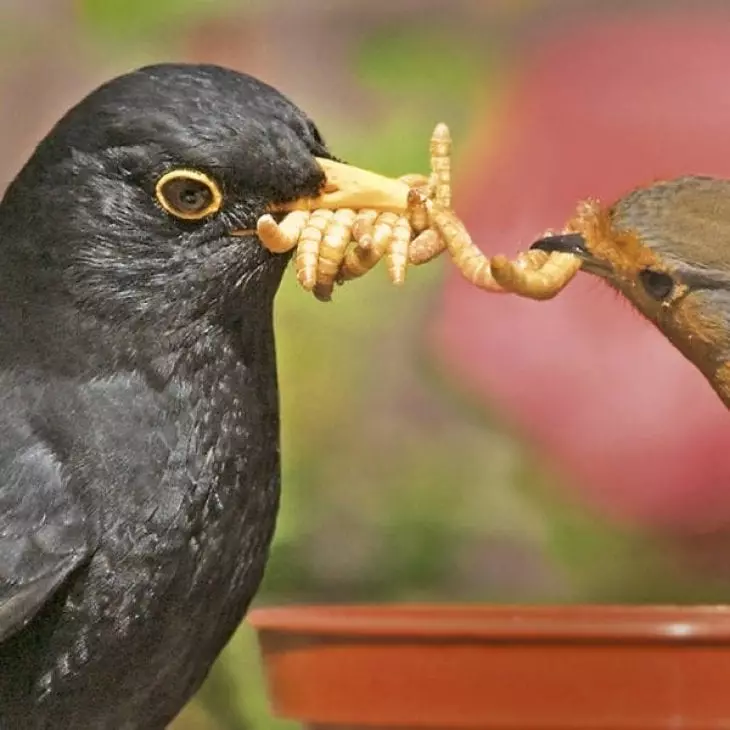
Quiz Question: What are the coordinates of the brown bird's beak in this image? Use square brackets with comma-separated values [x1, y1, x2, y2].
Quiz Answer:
[530, 233, 611, 277]
[270, 158, 411, 214]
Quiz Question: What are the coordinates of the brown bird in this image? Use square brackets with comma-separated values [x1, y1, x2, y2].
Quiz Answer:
[532, 175, 730, 409]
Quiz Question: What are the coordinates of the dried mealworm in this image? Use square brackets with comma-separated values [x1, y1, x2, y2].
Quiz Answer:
[340, 211, 398, 283]
[371, 211, 399, 252]
[296, 209, 334, 291]
[386, 215, 412, 285]
[312, 208, 357, 301]
[433, 207, 581, 299]
[338, 209, 380, 282]
[430, 123, 452, 210]
[352, 208, 379, 243]
[431, 209, 504, 292]
[407, 187, 430, 234]
[409, 228, 445, 265]
[490, 250, 581, 300]
[257, 211, 311, 253]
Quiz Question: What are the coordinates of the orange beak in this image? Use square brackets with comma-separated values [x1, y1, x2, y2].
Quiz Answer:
[271, 158, 411, 214]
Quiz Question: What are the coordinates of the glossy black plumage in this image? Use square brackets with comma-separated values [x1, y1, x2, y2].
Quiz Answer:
[0, 63, 329, 729]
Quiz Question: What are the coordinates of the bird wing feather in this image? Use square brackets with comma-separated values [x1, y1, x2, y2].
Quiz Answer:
[0, 435, 93, 643]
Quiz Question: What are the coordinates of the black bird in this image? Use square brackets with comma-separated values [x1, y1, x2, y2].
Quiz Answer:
[0, 63, 402, 728]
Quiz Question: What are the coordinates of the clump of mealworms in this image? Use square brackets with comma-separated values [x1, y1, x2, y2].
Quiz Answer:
[256, 124, 582, 301]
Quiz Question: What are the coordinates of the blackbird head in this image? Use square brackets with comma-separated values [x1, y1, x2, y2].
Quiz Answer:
[532, 175, 730, 407]
[0, 63, 399, 376]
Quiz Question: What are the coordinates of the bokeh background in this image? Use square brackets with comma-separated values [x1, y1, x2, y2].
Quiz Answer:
[6, 0, 730, 727]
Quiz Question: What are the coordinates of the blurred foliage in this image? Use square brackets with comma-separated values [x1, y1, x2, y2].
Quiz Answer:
[356, 26, 482, 99]
[77, 0, 239, 45]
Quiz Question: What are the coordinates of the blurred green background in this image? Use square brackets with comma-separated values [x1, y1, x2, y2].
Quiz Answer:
[4, 1, 730, 728]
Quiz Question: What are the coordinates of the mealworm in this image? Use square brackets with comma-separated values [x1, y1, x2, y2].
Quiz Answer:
[296, 209, 334, 291]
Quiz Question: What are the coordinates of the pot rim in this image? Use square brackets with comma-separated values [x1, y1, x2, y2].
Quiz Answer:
[248, 603, 730, 642]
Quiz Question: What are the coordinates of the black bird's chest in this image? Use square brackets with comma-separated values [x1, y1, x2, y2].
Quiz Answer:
[0, 338, 282, 729]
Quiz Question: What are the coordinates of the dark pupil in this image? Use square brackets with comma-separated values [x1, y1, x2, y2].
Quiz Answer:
[165, 178, 212, 213]
[638, 268, 675, 301]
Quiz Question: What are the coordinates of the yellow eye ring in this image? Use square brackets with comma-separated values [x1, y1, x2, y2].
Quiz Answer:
[155, 169, 223, 220]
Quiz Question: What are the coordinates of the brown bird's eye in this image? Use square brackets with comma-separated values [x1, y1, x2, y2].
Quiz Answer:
[638, 268, 675, 301]
[155, 170, 222, 220]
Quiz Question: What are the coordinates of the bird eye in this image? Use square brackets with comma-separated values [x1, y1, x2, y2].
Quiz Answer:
[638, 268, 675, 301]
[155, 170, 222, 220]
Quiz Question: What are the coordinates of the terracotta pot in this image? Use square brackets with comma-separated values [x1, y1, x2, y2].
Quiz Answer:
[249, 603, 730, 729]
